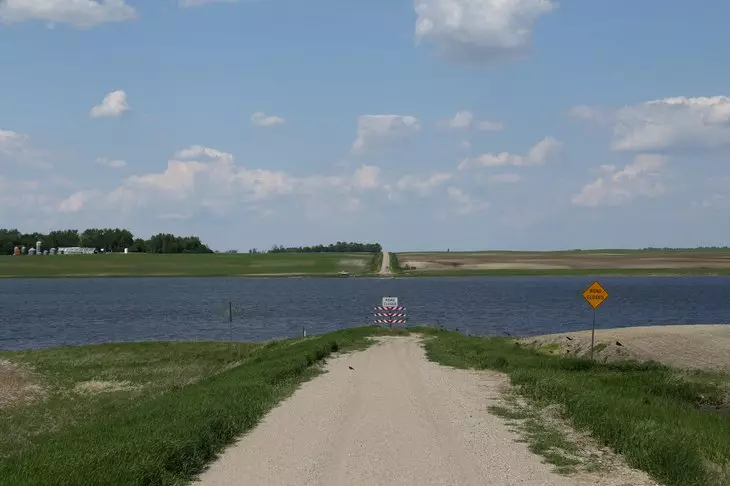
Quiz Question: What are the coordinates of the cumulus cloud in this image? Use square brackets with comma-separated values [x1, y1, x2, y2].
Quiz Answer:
[67, 146, 390, 217]
[0, 129, 29, 155]
[573, 96, 730, 152]
[251, 112, 286, 127]
[443, 110, 503, 131]
[95, 157, 127, 169]
[459, 136, 561, 169]
[0, 129, 52, 167]
[571, 154, 667, 207]
[447, 186, 489, 215]
[0, 0, 136, 28]
[414, 0, 556, 64]
[396, 173, 452, 196]
[351, 115, 421, 154]
[90, 90, 130, 118]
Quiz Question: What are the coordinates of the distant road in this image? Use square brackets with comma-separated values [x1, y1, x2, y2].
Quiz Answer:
[196, 337, 653, 486]
[378, 250, 391, 275]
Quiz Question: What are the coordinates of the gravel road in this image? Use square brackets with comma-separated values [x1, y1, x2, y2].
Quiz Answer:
[196, 336, 653, 486]
[379, 250, 391, 275]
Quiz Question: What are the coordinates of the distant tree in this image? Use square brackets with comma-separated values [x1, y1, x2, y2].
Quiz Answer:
[0, 228, 213, 255]
[268, 242, 382, 254]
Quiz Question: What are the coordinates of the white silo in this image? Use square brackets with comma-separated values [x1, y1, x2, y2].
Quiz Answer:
[36, 240, 42, 253]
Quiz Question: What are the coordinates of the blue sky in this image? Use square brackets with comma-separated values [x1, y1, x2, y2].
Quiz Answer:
[1, 0, 730, 252]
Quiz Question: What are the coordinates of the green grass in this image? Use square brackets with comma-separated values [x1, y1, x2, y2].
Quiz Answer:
[418, 328, 730, 486]
[369, 252, 383, 274]
[389, 252, 402, 273]
[0, 252, 376, 278]
[0, 326, 405, 485]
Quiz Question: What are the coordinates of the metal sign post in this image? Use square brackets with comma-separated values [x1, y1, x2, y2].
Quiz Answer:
[581, 281, 609, 360]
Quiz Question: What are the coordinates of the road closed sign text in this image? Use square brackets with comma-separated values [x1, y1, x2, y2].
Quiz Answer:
[582, 281, 608, 310]
[382, 296, 399, 308]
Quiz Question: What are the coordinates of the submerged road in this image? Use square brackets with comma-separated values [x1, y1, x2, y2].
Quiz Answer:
[196, 337, 654, 486]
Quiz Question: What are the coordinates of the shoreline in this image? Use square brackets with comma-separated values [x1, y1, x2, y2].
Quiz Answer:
[2, 269, 730, 279]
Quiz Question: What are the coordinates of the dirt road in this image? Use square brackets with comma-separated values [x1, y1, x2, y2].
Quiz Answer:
[523, 324, 730, 372]
[379, 250, 391, 275]
[196, 336, 653, 486]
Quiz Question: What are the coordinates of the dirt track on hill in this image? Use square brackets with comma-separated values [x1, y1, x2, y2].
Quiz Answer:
[522, 324, 730, 371]
[196, 336, 655, 486]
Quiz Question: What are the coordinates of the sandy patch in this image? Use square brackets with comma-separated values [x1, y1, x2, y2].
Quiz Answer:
[522, 324, 730, 372]
[0, 360, 45, 409]
[74, 380, 140, 394]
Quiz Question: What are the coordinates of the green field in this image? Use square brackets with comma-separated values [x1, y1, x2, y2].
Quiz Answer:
[0, 252, 377, 278]
[0, 327, 408, 485]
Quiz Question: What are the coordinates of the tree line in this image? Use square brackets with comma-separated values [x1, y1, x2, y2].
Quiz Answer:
[267, 242, 382, 253]
[0, 228, 212, 255]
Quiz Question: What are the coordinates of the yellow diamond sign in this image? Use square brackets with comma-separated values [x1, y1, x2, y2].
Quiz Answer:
[582, 281, 608, 310]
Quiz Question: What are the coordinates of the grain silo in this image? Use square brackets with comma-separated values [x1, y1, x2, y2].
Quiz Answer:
[13, 246, 20, 256]
[36, 240, 42, 253]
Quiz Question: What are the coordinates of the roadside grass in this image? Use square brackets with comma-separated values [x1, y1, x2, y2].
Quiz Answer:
[389, 252, 402, 273]
[369, 252, 383, 274]
[0, 252, 376, 278]
[417, 328, 730, 486]
[0, 326, 401, 485]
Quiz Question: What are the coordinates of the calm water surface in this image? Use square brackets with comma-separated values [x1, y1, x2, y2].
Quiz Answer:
[1, 276, 729, 350]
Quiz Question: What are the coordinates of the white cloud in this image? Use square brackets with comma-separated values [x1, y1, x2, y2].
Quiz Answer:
[90, 90, 130, 118]
[396, 172, 452, 196]
[459, 140, 472, 150]
[459, 136, 561, 169]
[58, 189, 102, 213]
[70, 146, 389, 217]
[0, 0, 136, 28]
[95, 157, 127, 169]
[251, 112, 286, 127]
[571, 154, 667, 207]
[352, 165, 382, 189]
[414, 0, 556, 63]
[0, 129, 52, 167]
[0, 129, 29, 155]
[443, 110, 503, 131]
[351, 115, 421, 154]
[574, 96, 730, 152]
[447, 186, 489, 215]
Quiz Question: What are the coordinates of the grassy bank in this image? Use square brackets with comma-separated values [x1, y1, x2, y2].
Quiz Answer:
[0, 252, 377, 278]
[419, 328, 730, 486]
[0, 327, 404, 485]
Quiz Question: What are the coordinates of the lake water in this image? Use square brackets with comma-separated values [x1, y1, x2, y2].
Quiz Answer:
[1, 276, 729, 350]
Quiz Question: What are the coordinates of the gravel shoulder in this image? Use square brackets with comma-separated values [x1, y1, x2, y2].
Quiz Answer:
[522, 324, 730, 372]
[196, 336, 654, 486]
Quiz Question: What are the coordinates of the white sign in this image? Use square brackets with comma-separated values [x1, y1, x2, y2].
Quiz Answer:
[382, 296, 399, 307]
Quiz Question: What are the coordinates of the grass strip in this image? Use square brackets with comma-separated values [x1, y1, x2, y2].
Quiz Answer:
[0, 326, 401, 486]
[417, 328, 730, 486]
[389, 252, 402, 273]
